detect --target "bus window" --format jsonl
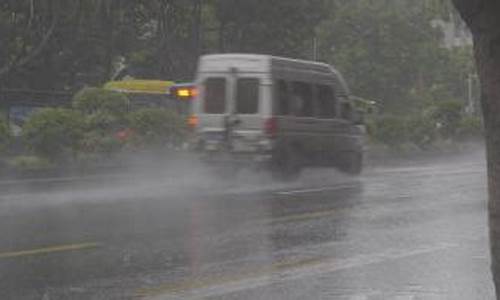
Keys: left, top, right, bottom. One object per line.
{"left": 316, "top": 85, "right": 336, "bottom": 118}
{"left": 204, "top": 78, "right": 226, "bottom": 114}
{"left": 292, "top": 82, "right": 313, "bottom": 117}
{"left": 236, "top": 78, "right": 259, "bottom": 114}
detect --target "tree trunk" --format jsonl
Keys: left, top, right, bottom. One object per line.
{"left": 453, "top": 0, "right": 500, "bottom": 297}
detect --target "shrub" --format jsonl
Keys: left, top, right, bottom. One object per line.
{"left": 369, "top": 115, "right": 408, "bottom": 148}
{"left": 73, "top": 88, "right": 130, "bottom": 117}
{"left": 432, "top": 100, "right": 464, "bottom": 139}
{"left": 72, "top": 87, "right": 132, "bottom": 156}
{"left": 127, "top": 108, "right": 186, "bottom": 149}
{"left": 8, "top": 155, "right": 52, "bottom": 170}
{"left": 80, "top": 131, "right": 123, "bottom": 155}
{"left": 406, "top": 114, "right": 437, "bottom": 149}
{"left": 0, "top": 118, "right": 11, "bottom": 154}
{"left": 22, "top": 108, "right": 84, "bottom": 161}
{"left": 457, "top": 115, "right": 483, "bottom": 140}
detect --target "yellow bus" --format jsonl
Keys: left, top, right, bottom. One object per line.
{"left": 103, "top": 80, "right": 195, "bottom": 115}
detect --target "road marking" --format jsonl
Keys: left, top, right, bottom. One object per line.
{"left": 348, "top": 295, "right": 369, "bottom": 300}
{"left": 0, "top": 242, "right": 100, "bottom": 259}
{"left": 269, "top": 208, "right": 344, "bottom": 224}
{"left": 136, "top": 257, "right": 324, "bottom": 298}
{"left": 138, "top": 243, "right": 455, "bottom": 299}
{"left": 275, "top": 184, "right": 360, "bottom": 196}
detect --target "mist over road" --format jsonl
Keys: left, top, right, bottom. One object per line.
{"left": 0, "top": 150, "right": 493, "bottom": 299}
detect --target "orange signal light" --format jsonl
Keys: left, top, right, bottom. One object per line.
{"left": 176, "top": 87, "right": 197, "bottom": 99}
{"left": 177, "top": 88, "right": 191, "bottom": 97}
{"left": 187, "top": 114, "right": 199, "bottom": 129}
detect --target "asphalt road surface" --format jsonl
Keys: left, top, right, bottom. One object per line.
{"left": 0, "top": 150, "right": 494, "bottom": 299}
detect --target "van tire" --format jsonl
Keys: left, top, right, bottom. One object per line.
{"left": 339, "top": 152, "right": 363, "bottom": 175}
{"left": 271, "top": 146, "right": 302, "bottom": 181}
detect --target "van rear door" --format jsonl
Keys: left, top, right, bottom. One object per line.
{"left": 198, "top": 74, "right": 265, "bottom": 152}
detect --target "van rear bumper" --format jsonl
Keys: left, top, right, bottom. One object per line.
{"left": 201, "top": 151, "right": 273, "bottom": 168}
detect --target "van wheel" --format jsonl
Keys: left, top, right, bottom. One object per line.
{"left": 339, "top": 152, "right": 363, "bottom": 175}
{"left": 271, "top": 147, "right": 302, "bottom": 181}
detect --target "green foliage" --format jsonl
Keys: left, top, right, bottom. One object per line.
{"left": 73, "top": 88, "right": 129, "bottom": 117}
{"left": 369, "top": 116, "right": 408, "bottom": 147}
{"left": 127, "top": 108, "right": 186, "bottom": 148}
{"left": 214, "top": 0, "right": 330, "bottom": 58}
{"left": 457, "top": 115, "right": 483, "bottom": 140}
{"left": 8, "top": 156, "right": 52, "bottom": 171}
{"left": 0, "top": 117, "right": 10, "bottom": 154}
{"left": 22, "top": 108, "right": 84, "bottom": 161}
{"left": 80, "top": 131, "right": 123, "bottom": 156}
{"left": 317, "top": 0, "right": 474, "bottom": 114}
{"left": 406, "top": 114, "right": 437, "bottom": 149}
{"left": 432, "top": 100, "right": 464, "bottom": 139}
{"left": 72, "top": 88, "right": 130, "bottom": 155}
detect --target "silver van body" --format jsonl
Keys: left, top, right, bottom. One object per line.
{"left": 192, "top": 54, "right": 364, "bottom": 176}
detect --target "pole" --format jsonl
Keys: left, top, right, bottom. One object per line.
{"left": 467, "top": 73, "right": 475, "bottom": 115}
{"left": 312, "top": 37, "right": 318, "bottom": 61}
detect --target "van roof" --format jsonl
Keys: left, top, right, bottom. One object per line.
{"left": 199, "top": 53, "right": 332, "bottom": 69}
{"left": 198, "top": 53, "right": 350, "bottom": 95}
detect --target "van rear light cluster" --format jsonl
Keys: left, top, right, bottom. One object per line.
{"left": 187, "top": 114, "right": 199, "bottom": 130}
{"left": 264, "top": 117, "right": 278, "bottom": 138}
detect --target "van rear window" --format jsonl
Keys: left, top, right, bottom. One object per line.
{"left": 204, "top": 78, "right": 226, "bottom": 114}
{"left": 236, "top": 78, "right": 259, "bottom": 114}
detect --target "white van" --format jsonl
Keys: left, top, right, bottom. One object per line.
{"left": 191, "top": 54, "right": 364, "bottom": 179}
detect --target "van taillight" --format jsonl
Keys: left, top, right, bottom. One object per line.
{"left": 187, "top": 115, "right": 199, "bottom": 130}
{"left": 264, "top": 117, "right": 278, "bottom": 138}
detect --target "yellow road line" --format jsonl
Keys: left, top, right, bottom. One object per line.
{"left": 136, "top": 257, "right": 325, "bottom": 297}
{"left": 0, "top": 242, "right": 100, "bottom": 259}
{"left": 269, "top": 208, "right": 346, "bottom": 224}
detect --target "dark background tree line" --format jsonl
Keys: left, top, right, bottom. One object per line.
{"left": 1, "top": 0, "right": 474, "bottom": 112}
{"left": 0, "top": 0, "right": 328, "bottom": 90}
{"left": 0, "top": 0, "right": 483, "bottom": 157}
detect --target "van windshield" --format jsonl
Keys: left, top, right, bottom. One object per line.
{"left": 204, "top": 77, "right": 226, "bottom": 114}
{"left": 236, "top": 78, "right": 259, "bottom": 114}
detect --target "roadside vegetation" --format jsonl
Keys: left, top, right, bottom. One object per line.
{"left": 366, "top": 98, "right": 483, "bottom": 154}
{"left": 0, "top": 0, "right": 484, "bottom": 173}
{"left": 0, "top": 89, "right": 187, "bottom": 174}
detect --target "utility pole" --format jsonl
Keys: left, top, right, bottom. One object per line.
{"left": 466, "top": 73, "right": 476, "bottom": 115}
{"left": 312, "top": 37, "right": 318, "bottom": 61}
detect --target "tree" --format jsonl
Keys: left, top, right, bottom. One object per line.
{"left": 452, "top": 0, "right": 500, "bottom": 296}
{"left": 0, "top": 0, "right": 141, "bottom": 90}
{"left": 318, "top": 0, "right": 473, "bottom": 114}
{"left": 214, "top": 0, "right": 330, "bottom": 58}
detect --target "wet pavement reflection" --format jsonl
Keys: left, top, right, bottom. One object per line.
{"left": 0, "top": 151, "right": 493, "bottom": 299}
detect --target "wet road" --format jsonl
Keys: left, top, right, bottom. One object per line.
{"left": 0, "top": 151, "right": 494, "bottom": 299}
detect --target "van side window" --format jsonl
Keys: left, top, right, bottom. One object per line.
{"left": 292, "top": 82, "right": 313, "bottom": 117}
{"left": 204, "top": 77, "right": 226, "bottom": 114}
{"left": 274, "top": 80, "right": 289, "bottom": 115}
{"left": 341, "top": 101, "right": 353, "bottom": 120}
{"left": 316, "top": 85, "right": 336, "bottom": 118}
{"left": 236, "top": 78, "right": 259, "bottom": 114}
